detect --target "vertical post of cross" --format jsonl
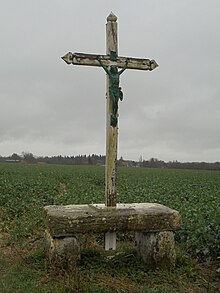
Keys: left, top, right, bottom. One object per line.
{"left": 105, "top": 13, "right": 118, "bottom": 208}
{"left": 104, "top": 13, "right": 118, "bottom": 251}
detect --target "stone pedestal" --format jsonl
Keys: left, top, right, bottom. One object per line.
{"left": 135, "top": 231, "right": 176, "bottom": 269}
{"left": 44, "top": 203, "right": 180, "bottom": 270}
{"left": 45, "top": 230, "right": 80, "bottom": 269}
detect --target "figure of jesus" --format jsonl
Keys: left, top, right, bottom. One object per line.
{"left": 98, "top": 57, "right": 128, "bottom": 127}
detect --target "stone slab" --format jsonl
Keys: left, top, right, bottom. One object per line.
{"left": 44, "top": 203, "right": 181, "bottom": 237}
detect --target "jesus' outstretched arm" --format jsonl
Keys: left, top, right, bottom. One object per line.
{"left": 118, "top": 59, "right": 128, "bottom": 75}
{"left": 97, "top": 57, "right": 110, "bottom": 75}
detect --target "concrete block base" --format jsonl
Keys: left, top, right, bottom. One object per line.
{"left": 45, "top": 230, "right": 80, "bottom": 269}
{"left": 135, "top": 231, "right": 176, "bottom": 269}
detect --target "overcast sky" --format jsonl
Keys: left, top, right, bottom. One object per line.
{"left": 1, "top": 0, "right": 220, "bottom": 162}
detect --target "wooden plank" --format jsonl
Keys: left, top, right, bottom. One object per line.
{"left": 43, "top": 203, "right": 181, "bottom": 237}
{"left": 61, "top": 52, "right": 158, "bottom": 71}
{"left": 104, "top": 14, "right": 118, "bottom": 250}
{"left": 105, "top": 15, "right": 118, "bottom": 208}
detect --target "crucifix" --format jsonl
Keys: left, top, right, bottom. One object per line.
{"left": 62, "top": 13, "right": 158, "bottom": 250}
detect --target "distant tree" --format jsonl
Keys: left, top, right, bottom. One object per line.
{"left": 88, "top": 155, "right": 93, "bottom": 165}
{"left": 22, "top": 152, "right": 36, "bottom": 163}
{"left": 10, "top": 153, "right": 21, "bottom": 160}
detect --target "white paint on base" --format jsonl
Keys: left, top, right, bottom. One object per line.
{"left": 105, "top": 232, "right": 116, "bottom": 251}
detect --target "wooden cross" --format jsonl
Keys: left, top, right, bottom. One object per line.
{"left": 62, "top": 13, "right": 158, "bottom": 250}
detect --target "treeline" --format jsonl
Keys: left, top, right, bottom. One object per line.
{"left": 0, "top": 152, "right": 220, "bottom": 171}
{"left": 0, "top": 153, "right": 106, "bottom": 166}
{"left": 140, "top": 157, "right": 220, "bottom": 170}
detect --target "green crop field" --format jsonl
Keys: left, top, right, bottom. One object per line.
{"left": 0, "top": 163, "right": 219, "bottom": 292}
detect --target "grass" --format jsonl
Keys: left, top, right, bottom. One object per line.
{"left": 0, "top": 163, "right": 219, "bottom": 292}
{"left": 0, "top": 239, "right": 219, "bottom": 292}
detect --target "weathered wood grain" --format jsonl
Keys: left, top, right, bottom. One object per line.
{"left": 105, "top": 15, "right": 118, "bottom": 207}
{"left": 62, "top": 52, "right": 158, "bottom": 71}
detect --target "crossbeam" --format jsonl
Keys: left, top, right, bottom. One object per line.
{"left": 62, "top": 52, "right": 158, "bottom": 71}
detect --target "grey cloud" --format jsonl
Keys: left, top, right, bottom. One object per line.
{"left": 1, "top": 0, "right": 220, "bottom": 161}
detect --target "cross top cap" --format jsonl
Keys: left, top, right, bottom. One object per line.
{"left": 107, "top": 12, "right": 117, "bottom": 22}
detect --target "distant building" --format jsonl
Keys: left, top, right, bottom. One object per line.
{"left": 5, "top": 159, "right": 21, "bottom": 163}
